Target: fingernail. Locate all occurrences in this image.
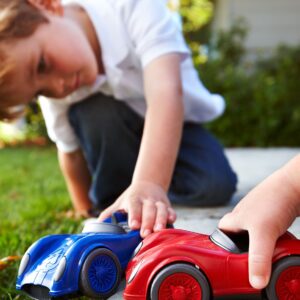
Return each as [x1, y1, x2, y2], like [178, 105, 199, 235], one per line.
[143, 229, 151, 236]
[251, 276, 267, 289]
[130, 220, 140, 228]
[154, 224, 163, 231]
[169, 216, 175, 222]
[168, 209, 176, 222]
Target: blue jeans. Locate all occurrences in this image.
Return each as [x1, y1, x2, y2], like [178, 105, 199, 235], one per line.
[68, 93, 237, 209]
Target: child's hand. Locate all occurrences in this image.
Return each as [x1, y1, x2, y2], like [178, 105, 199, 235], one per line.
[219, 168, 299, 290]
[98, 181, 176, 237]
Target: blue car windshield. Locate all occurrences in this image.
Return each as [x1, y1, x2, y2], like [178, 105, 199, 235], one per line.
[82, 222, 127, 234]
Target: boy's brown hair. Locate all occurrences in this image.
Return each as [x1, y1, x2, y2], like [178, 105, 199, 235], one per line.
[0, 0, 48, 121]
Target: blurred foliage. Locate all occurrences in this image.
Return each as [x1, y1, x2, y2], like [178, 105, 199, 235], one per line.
[208, 18, 248, 65]
[180, 0, 214, 48]
[200, 20, 300, 146]
[25, 102, 48, 139]
[180, 0, 213, 33]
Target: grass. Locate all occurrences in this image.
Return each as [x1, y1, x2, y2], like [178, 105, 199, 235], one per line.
[0, 146, 83, 299]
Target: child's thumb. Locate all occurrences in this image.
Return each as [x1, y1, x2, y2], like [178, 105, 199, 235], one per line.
[218, 212, 239, 231]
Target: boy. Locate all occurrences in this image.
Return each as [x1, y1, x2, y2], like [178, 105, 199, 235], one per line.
[0, 0, 237, 237]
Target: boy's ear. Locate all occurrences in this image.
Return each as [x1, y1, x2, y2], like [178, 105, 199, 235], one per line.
[27, 0, 64, 16]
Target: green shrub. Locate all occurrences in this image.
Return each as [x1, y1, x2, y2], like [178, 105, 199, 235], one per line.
[200, 21, 300, 146]
[25, 102, 48, 140]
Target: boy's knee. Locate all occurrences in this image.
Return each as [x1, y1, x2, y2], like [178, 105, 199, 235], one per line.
[199, 172, 237, 206]
[170, 170, 237, 206]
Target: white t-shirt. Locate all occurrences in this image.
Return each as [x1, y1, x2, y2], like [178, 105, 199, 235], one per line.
[40, 0, 225, 153]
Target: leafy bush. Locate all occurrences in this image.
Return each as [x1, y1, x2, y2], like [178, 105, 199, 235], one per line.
[25, 102, 48, 140]
[180, 0, 213, 43]
[199, 20, 300, 146]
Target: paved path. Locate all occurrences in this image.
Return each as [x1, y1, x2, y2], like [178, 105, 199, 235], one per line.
[111, 148, 300, 299]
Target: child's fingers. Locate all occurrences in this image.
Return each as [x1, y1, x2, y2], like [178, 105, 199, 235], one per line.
[98, 204, 116, 222]
[154, 202, 168, 231]
[140, 199, 157, 237]
[220, 211, 276, 289]
[128, 199, 142, 229]
[248, 228, 276, 289]
[167, 207, 177, 224]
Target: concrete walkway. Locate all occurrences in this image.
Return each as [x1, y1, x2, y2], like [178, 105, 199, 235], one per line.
[111, 148, 300, 299]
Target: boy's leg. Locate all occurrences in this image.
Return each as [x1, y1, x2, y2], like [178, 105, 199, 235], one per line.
[169, 123, 237, 206]
[68, 93, 143, 209]
[69, 94, 236, 209]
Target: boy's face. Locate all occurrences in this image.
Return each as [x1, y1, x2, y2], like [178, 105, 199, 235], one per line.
[3, 11, 98, 107]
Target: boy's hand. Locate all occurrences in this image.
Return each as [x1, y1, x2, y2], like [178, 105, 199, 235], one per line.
[219, 169, 299, 290]
[98, 181, 176, 237]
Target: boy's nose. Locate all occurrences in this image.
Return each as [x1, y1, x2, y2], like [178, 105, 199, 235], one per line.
[43, 76, 66, 97]
[57, 78, 66, 94]
[39, 73, 74, 98]
[53, 75, 76, 96]
[53, 77, 65, 95]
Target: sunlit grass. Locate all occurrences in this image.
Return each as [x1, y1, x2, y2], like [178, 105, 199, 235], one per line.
[0, 147, 83, 299]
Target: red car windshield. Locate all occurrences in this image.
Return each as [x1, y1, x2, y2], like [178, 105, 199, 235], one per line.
[210, 229, 249, 254]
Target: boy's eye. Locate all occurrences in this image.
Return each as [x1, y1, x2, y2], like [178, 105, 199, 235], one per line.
[35, 89, 53, 98]
[35, 90, 43, 98]
[37, 55, 47, 74]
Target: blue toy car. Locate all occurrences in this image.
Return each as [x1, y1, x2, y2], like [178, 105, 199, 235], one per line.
[16, 213, 141, 299]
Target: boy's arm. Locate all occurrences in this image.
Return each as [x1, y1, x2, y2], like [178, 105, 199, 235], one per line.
[58, 149, 93, 215]
[99, 53, 183, 236]
[134, 53, 183, 190]
[219, 154, 300, 289]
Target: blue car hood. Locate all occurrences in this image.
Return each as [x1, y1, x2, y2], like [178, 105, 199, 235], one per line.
[19, 234, 83, 289]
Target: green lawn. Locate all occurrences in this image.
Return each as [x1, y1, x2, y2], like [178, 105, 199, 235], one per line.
[0, 146, 83, 299]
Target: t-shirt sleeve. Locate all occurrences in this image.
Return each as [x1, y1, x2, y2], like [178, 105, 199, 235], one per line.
[121, 0, 191, 68]
[39, 97, 80, 153]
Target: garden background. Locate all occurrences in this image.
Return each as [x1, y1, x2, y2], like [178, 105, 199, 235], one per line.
[1, 0, 299, 298]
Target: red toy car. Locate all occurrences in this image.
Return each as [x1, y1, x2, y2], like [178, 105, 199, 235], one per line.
[124, 228, 300, 299]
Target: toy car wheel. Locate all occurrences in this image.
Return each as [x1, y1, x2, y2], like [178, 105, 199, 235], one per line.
[79, 248, 122, 299]
[265, 256, 300, 299]
[150, 263, 210, 300]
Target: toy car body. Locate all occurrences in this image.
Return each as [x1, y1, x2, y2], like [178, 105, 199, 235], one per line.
[124, 228, 300, 299]
[16, 213, 141, 299]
